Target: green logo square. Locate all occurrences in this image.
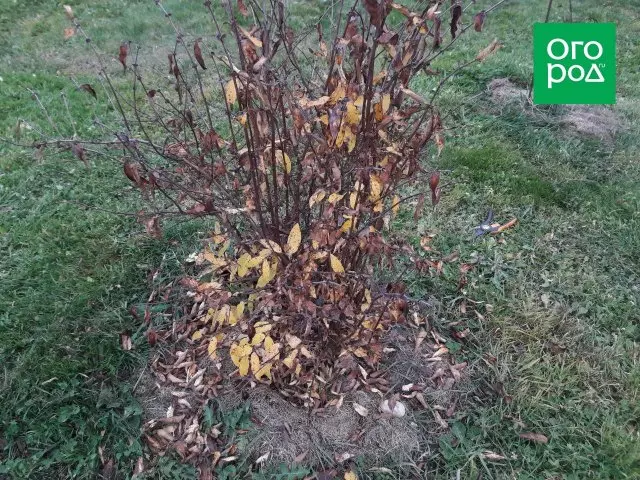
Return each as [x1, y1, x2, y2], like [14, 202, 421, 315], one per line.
[533, 23, 616, 105]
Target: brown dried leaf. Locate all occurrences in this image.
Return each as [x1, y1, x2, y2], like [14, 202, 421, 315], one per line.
[519, 432, 548, 444]
[63, 27, 75, 40]
[144, 216, 162, 238]
[124, 161, 141, 185]
[119, 42, 128, 71]
[71, 143, 88, 166]
[450, 3, 462, 39]
[474, 11, 486, 32]
[237, 0, 249, 16]
[194, 38, 206, 70]
[79, 83, 97, 99]
[476, 38, 502, 62]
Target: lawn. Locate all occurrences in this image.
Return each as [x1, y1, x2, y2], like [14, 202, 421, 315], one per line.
[1, 0, 639, 478]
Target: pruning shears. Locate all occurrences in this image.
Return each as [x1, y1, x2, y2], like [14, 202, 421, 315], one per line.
[474, 210, 518, 237]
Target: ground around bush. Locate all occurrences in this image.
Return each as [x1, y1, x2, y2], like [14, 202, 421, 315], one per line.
[1, 0, 639, 478]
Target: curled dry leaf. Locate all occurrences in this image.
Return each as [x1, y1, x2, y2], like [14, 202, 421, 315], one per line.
[71, 143, 88, 166]
[450, 3, 462, 39]
[519, 432, 548, 444]
[119, 42, 129, 71]
[63, 27, 75, 40]
[474, 11, 486, 32]
[194, 38, 206, 70]
[123, 161, 141, 185]
[79, 83, 97, 98]
[476, 38, 502, 62]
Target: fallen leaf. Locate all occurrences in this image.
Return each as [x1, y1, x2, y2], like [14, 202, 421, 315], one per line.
[379, 399, 406, 417]
[519, 432, 548, 444]
[255, 452, 270, 464]
[481, 450, 506, 461]
[334, 452, 354, 463]
[344, 470, 358, 480]
[476, 38, 502, 62]
[352, 403, 369, 417]
[79, 83, 97, 99]
[63, 4, 74, 20]
[63, 27, 75, 39]
[330, 254, 345, 274]
[120, 332, 132, 351]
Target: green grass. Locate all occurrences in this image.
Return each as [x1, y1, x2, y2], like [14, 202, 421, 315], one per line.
[1, 0, 640, 478]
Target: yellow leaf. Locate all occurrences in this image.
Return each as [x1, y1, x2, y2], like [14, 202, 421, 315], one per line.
[237, 112, 247, 126]
[260, 239, 283, 254]
[340, 217, 353, 233]
[251, 352, 261, 375]
[238, 355, 250, 376]
[344, 470, 358, 480]
[254, 321, 272, 335]
[236, 301, 245, 318]
[228, 307, 238, 326]
[318, 113, 329, 125]
[369, 174, 383, 201]
[256, 260, 271, 288]
[247, 249, 271, 268]
[283, 349, 298, 368]
[238, 26, 263, 48]
[268, 258, 278, 281]
[287, 223, 302, 256]
[275, 149, 291, 174]
[330, 254, 345, 274]
[191, 330, 203, 341]
[354, 95, 364, 107]
[392, 195, 401, 217]
[309, 189, 326, 208]
[225, 79, 237, 105]
[328, 192, 345, 204]
[347, 131, 357, 152]
[344, 102, 360, 125]
[251, 332, 266, 346]
[237, 252, 252, 277]
[382, 93, 391, 114]
[373, 70, 387, 85]
[350, 191, 358, 209]
[329, 83, 346, 105]
[335, 124, 346, 148]
[207, 338, 218, 359]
